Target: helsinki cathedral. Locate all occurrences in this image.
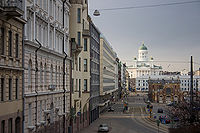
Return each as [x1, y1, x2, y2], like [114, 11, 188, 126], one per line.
[127, 43, 162, 78]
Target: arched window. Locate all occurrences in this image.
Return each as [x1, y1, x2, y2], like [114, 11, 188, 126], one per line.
[15, 117, 21, 133]
[44, 63, 47, 87]
[40, 62, 43, 88]
[58, 66, 60, 88]
[28, 60, 32, 86]
[50, 65, 53, 84]
[55, 66, 57, 87]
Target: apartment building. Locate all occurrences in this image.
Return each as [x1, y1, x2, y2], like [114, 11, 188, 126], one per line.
[89, 21, 100, 124]
[99, 34, 118, 113]
[0, 0, 25, 133]
[69, 0, 90, 132]
[24, 0, 70, 132]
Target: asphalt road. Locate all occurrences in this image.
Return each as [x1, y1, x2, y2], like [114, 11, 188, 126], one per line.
[80, 93, 169, 133]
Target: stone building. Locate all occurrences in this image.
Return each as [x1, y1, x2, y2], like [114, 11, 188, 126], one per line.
[148, 78, 182, 103]
[24, 0, 70, 132]
[69, 0, 90, 132]
[99, 34, 118, 113]
[0, 0, 25, 133]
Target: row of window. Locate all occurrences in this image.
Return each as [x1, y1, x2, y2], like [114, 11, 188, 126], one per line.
[28, 61, 66, 91]
[71, 79, 88, 93]
[1, 78, 19, 102]
[1, 117, 21, 133]
[72, 57, 88, 72]
[0, 27, 20, 58]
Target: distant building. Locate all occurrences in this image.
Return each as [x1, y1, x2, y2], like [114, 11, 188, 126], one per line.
[148, 78, 182, 103]
[127, 43, 162, 79]
[99, 34, 118, 113]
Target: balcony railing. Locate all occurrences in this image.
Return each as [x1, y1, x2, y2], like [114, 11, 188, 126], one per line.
[0, 0, 23, 16]
[71, 38, 82, 55]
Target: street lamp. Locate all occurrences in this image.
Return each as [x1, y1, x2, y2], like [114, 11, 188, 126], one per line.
[93, 10, 100, 16]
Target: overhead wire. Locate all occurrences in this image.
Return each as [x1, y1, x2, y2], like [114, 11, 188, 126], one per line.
[96, 0, 200, 11]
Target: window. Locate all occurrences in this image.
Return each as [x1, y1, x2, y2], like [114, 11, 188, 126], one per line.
[84, 79, 87, 91]
[15, 117, 20, 133]
[15, 33, 19, 58]
[1, 120, 5, 133]
[76, 79, 78, 91]
[78, 32, 81, 46]
[79, 79, 81, 97]
[77, 8, 81, 23]
[28, 60, 32, 86]
[84, 59, 87, 72]
[40, 63, 43, 87]
[72, 78, 74, 93]
[9, 78, 12, 100]
[40, 101, 42, 121]
[8, 118, 12, 133]
[79, 57, 81, 71]
[44, 64, 47, 86]
[8, 30, 12, 56]
[1, 78, 4, 101]
[50, 65, 53, 83]
[84, 38, 87, 51]
[0, 27, 4, 55]
[15, 78, 18, 99]
[28, 103, 32, 125]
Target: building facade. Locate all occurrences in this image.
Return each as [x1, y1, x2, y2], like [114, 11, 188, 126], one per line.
[0, 0, 25, 133]
[69, 0, 90, 132]
[24, 0, 70, 132]
[89, 21, 100, 123]
[148, 78, 182, 103]
[99, 34, 118, 113]
[127, 43, 162, 79]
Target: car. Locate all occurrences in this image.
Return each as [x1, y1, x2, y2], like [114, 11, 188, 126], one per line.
[157, 108, 163, 113]
[108, 107, 114, 112]
[167, 102, 176, 106]
[98, 124, 109, 132]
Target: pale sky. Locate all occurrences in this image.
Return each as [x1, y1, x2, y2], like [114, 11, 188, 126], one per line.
[88, 0, 200, 72]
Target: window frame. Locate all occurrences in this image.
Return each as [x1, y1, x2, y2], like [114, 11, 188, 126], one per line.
[8, 30, 12, 56]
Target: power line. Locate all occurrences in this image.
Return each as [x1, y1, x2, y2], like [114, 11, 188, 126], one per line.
[96, 0, 200, 11]
[121, 60, 200, 65]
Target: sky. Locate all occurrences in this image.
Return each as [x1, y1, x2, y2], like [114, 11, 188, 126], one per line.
[88, 0, 200, 72]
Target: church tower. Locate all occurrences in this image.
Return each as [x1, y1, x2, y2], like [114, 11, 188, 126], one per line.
[138, 43, 148, 62]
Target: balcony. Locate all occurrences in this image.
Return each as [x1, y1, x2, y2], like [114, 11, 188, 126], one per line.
[71, 38, 82, 55]
[82, 22, 90, 37]
[82, 29, 90, 37]
[0, 0, 23, 17]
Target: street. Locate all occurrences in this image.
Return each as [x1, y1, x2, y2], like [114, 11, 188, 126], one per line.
[80, 93, 169, 133]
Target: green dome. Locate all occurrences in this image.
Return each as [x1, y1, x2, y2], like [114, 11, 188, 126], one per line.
[139, 44, 147, 50]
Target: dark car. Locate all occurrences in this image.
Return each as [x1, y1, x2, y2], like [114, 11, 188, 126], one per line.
[157, 108, 163, 113]
[108, 107, 114, 112]
[98, 124, 109, 132]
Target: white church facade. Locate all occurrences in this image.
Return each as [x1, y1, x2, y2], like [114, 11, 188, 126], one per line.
[127, 43, 162, 79]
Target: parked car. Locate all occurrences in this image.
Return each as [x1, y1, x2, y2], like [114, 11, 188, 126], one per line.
[98, 124, 109, 132]
[108, 107, 114, 112]
[157, 108, 163, 113]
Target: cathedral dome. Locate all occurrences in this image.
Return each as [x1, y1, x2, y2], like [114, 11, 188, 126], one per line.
[139, 44, 147, 50]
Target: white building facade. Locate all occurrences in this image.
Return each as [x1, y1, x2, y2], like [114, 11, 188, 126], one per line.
[135, 75, 200, 92]
[127, 43, 162, 79]
[24, 0, 71, 132]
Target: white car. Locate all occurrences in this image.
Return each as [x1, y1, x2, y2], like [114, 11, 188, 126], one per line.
[98, 124, 109, 132]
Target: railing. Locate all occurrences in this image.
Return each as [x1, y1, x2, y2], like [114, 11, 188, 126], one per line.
[0, 0, 23, 10]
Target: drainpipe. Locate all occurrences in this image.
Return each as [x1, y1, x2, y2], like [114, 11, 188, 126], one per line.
[62, 1, 68, 133]
[22, 22, 25, 133]
[35, 39, 42, 132]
